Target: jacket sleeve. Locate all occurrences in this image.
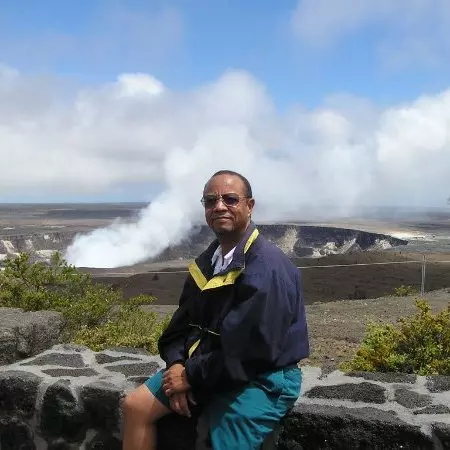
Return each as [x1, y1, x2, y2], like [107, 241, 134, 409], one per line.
[157, 276, 194, 367]
[184, 268, 297, 391]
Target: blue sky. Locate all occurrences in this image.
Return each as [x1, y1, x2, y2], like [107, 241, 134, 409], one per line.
[2, 0, 449, 109]
[1, 0, 450, 206]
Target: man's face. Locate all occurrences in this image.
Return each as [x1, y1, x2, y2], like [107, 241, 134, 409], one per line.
[202, 174, 255, 236]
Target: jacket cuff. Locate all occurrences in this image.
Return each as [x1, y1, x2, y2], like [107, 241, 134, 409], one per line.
[165, 349, 185, 368]
[168, 359, 184, 367]
[183, 358, 201, 389]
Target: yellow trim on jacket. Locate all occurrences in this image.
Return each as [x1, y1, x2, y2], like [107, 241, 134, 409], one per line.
[188, 228, 259, 291]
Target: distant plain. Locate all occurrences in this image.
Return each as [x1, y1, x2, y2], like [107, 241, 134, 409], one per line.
[1, 203, 450, 304]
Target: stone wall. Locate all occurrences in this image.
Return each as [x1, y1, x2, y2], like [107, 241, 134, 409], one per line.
[1, 344, 449, 449]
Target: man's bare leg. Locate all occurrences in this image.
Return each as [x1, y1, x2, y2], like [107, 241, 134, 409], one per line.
[122, 384, 171, 450]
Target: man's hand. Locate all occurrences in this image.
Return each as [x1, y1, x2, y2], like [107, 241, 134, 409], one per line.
[169, 392, 197, 418]
[162, 363, 191, 396]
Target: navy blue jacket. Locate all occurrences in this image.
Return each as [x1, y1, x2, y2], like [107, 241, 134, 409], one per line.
[158, 222, 309, 397]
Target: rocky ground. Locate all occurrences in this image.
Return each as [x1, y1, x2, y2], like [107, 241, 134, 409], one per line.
[143, 288, 450, 374]
[302, 288, 450, 373]
[106, 247, 450, 374]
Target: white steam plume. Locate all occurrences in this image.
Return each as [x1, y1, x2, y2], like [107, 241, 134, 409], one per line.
[1, 65, 450, 267]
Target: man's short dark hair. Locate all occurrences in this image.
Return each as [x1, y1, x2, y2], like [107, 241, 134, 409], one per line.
[210, 170, 253, 198]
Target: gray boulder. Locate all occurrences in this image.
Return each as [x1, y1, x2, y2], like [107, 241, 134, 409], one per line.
[0, 371, 42, 419]
[40, 381, 86, 442]
[278, 404, 434, 450]
[0, 308, 64, 364]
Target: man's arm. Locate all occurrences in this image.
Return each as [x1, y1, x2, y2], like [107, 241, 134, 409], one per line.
[158, 276, 195, 367]
[184, 268, 299, 391]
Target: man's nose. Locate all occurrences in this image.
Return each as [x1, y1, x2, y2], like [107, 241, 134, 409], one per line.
[214, 198, 228, 210]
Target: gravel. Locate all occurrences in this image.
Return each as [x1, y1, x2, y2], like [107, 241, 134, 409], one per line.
[145, 288, 450, 373]
[304, 288, 450, 372]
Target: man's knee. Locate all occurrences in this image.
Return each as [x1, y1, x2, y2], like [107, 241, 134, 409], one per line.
[122, 390, 145, 418]
[122, 386, 163, 424]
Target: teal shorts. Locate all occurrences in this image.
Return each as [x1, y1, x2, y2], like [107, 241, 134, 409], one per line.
[144, 369, 171, 409]
[144, 365, 301, 450]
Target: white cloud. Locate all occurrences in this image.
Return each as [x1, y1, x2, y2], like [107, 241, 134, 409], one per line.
[290, 0, 450, 69]
[1, 64, 450, 266]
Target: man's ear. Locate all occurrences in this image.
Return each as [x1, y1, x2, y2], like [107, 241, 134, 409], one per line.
[248, 198, 255, 214]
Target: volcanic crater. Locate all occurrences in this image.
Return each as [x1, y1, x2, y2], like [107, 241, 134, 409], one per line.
[0, 224, 407, 266]
[153, 224, 407, 262]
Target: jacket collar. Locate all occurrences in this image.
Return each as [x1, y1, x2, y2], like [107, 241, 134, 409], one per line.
[192, 221, 259, 281]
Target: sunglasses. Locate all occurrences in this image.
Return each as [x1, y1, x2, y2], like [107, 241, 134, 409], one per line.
[200, 193, 250, 208]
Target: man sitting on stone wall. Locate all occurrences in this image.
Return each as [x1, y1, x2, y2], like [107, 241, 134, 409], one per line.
[122, 170, 310, 450]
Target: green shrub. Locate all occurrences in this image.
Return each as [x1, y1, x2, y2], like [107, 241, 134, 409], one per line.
[0, 253, 170, 352]
[0, 252, 122, 330]
[73, 303, 172, 354]
[341, 299, 450, 375]
[393, 285, 418, 297]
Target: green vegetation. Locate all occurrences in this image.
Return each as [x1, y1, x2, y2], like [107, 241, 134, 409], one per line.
[0, 253, 170, 352]
[341, 299, 450, 375]
[393, 284, 419, 297]
[73, 296, 171, 354]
